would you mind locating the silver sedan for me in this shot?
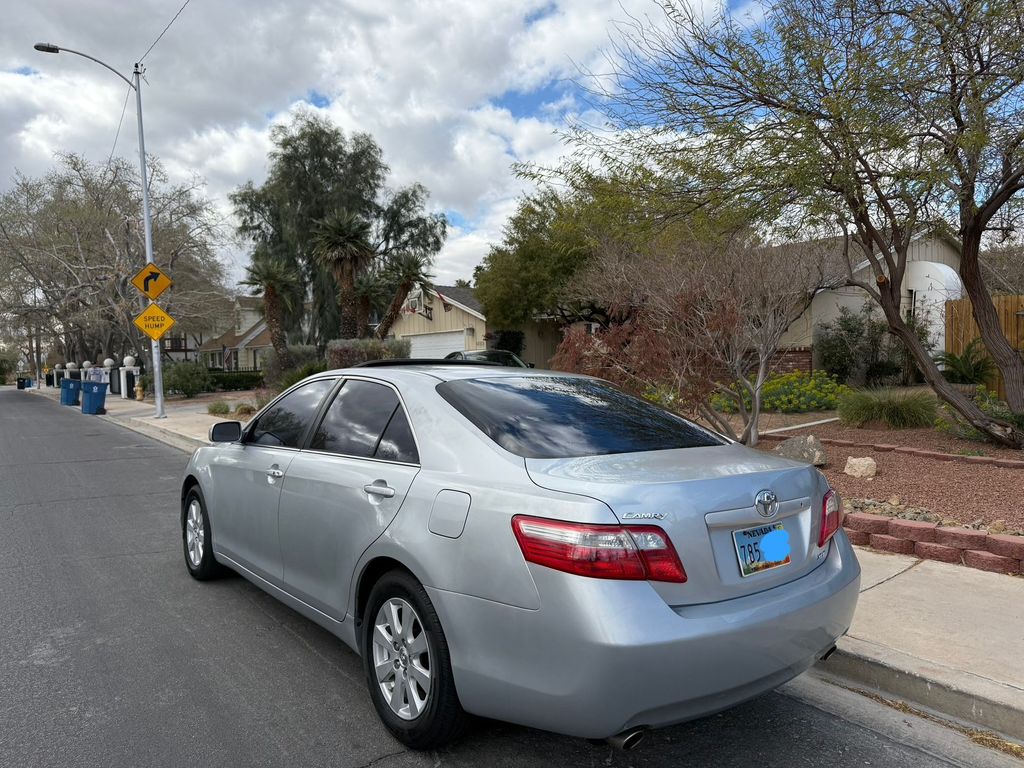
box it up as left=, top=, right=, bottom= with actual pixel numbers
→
left=181, top=364, right=860, bottom=750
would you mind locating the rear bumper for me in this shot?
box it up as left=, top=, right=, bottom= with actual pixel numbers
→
left=428, top=530, right=860, bottom=739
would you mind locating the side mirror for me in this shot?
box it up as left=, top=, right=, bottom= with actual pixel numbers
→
left=528, top=362, right=536, bottom=368
left=209, top=421, right=242, bottom=443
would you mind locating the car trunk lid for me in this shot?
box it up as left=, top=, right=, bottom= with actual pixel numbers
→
left=525, top=444, right=828, bottom=606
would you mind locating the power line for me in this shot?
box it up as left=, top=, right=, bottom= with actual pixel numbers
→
left=107, top=84, right=132, bottom=166
left=138, top=0, right=192, bottom=63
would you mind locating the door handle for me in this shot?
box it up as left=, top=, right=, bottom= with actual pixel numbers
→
left=364, top=483, right=396, bottom=498
left=266, top=468, right=285, bottom=478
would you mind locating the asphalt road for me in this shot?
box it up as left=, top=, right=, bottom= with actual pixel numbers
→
left=0, top=388, right=1017, bottom=768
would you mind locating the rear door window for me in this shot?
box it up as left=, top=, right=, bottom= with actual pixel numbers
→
left=437, top=376, right=723, bottom=459
left=310, top=379, right=418, bottom=463
left=248, top=379, right=335, bottom=448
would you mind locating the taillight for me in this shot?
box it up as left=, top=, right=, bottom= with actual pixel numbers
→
left=818, top=489, right=843, bottom=547
left=511, top=515, right=687, bottom=583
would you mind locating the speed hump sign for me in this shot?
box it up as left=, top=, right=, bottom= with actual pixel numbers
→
left=134, top=303, right=177, bottom=341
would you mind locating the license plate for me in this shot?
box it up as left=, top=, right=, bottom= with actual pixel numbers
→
left=733, top=523, right=791, bottom=578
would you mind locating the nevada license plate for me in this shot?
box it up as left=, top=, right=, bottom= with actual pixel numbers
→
left=733, top=522, right=791, bottom=578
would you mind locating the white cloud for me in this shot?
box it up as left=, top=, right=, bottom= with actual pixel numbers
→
left=0, top=0, right=676, bottom=287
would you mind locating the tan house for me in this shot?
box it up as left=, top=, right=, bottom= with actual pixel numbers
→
left=199, top=296, right=273, bottom=371
left=388, top=285, right=562, bottom=368
left=778, top=232, right=963, bottom=369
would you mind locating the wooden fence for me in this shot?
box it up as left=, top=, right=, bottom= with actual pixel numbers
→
left=945, top=295, right=1024, bottom=399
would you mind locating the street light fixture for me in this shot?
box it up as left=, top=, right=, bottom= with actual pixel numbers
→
left=33, top=42, right=166, bottom=418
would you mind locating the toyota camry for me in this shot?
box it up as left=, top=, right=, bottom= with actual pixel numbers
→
left=180, top=362, right=860, bottom=750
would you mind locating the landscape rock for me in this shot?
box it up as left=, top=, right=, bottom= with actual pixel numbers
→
left=844, top=456, right=877, bottom=479
left=773, top=434, right=828, bottom=466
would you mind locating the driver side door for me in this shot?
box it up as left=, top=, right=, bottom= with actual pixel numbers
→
left=208, top=377, right=336, bottom=584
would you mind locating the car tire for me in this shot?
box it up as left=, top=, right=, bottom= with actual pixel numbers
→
left=362, top=570, right=468, bottom=749
left=182, top=486, right=224, bottom=581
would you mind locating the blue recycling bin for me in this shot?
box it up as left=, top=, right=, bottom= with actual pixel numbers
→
left=60, top=378, right=82, bottom=406
left=81, top=382, right=109, bottom=415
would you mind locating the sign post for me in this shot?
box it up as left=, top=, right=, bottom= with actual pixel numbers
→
left=130, top=262, right=173, bottom=416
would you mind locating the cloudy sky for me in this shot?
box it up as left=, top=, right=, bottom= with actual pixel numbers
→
left=0, top=0, right=669, bottom=287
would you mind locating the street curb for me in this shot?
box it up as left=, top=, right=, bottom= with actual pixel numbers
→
left=99, top=414, right=204, bottom=454
left=818, top=636, right=1024, bottom=744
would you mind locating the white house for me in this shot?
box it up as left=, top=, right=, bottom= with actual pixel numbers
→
left=778, top=232, right=964, bottom=368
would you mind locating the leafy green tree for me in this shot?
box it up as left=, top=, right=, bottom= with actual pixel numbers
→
left=573, top=0, right=1024, bottom=445
left=313, top=210, right=375, bottom=339
left=240, top=247, right=303, bottom=370
left=231, top=111, right=445, bottom=346
left=375, top=252, right=434, bottom=339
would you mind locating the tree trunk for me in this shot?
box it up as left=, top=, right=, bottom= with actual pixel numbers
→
left=879, top=292, right=1024, bottom=447
left=375, top=282, right=411, bottom=340
left=264, top=288, right=293, bottom=370
left=958, top=235, right=1024, bottom=413
left=337, top=268, right=358, bottom=340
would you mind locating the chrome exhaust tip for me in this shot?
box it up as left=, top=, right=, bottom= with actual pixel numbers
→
left=606, top=727, right=647, bottom=751
left=820, top=644, right=838, bottom=661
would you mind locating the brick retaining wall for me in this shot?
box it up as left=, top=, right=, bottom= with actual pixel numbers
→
left=844, top=513, right=1023, bottom=575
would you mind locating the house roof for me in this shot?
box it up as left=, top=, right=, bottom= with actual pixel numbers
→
left=432, top=284, right=483, bottom=314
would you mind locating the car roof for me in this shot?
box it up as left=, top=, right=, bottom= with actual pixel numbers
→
left=318, top=363, right=570, bottom=383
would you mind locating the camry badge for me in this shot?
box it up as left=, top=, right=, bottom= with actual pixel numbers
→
left=755, top=490, right=779, bottom=518
left=622, top=512, right=667, bottom=520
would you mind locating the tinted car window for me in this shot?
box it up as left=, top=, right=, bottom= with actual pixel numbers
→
left=249, top=379, right=334, bottom=448
left=375, top=408, right=419, bottom=463
left=310, top=379, right=402, bottom=458
left=437, top=376, right=724, bottom=459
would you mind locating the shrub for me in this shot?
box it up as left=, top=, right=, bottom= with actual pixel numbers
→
left=278, top=360, right=329, bottom=390
left=816, top=303, right=933, bottom=386
left=838, top=388, right=937, bottom=429
left=234, top=403, right=256, bottom=418
left=712, top=371, right=849, bottom=414
left=262, top=345, right=320, bottom=387
left=326, top=338, right=411, bottom=369
left=210, top=370, right=264, bottom=391
left=164, top=361, right=213, bottom=398
left=207, top=400, right=230, bottom=416
left=934, top=339, right=996, bottom=385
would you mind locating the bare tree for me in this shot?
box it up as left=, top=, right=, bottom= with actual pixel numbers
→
left=555, top=228, right=827, bottom=445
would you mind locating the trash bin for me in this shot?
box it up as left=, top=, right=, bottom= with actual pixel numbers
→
left=60, top=378, right=82, bottom=406
left=16, top=377, right=25, bottom=390
left=45, top=373, right=54, bottom=387
left=81, top=382, right=109, bottom=415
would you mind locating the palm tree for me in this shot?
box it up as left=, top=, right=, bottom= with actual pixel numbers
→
left=313, top=210, right=375, bottom=339
left=354, top=269, right=390, bottom=338
left=240, top=249, right=302, bottom=370
left=375, top=252, right=434, bottom=340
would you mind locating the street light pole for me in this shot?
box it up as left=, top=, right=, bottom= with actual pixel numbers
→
left=33, top=43, right=166, bottom=418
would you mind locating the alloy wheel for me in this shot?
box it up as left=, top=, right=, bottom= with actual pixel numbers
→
left=371, top=597, right=432, bottom=720
left=185, top=499, right=205, bottom=568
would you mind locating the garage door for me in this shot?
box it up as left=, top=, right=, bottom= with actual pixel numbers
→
left=408, top=331, right=465, bottom=358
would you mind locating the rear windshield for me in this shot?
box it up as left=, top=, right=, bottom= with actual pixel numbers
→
left=436, top=376, right=724, bottom=459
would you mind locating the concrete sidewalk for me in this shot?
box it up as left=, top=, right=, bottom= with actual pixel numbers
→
left=819, top=548, right=1024, bottom=743
left=29, top=384, right=251, bottom=452
left=23, top=384, right=1024, bottom=745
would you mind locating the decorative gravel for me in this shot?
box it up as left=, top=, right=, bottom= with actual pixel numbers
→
left=758, top=440, right=1024, bottom=529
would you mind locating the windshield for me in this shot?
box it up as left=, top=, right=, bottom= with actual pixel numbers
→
left=437, top=376, right=724, bottom=459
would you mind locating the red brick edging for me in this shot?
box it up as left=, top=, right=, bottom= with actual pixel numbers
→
left=760, top=433, right=1024, bottom=469
left=844, top=513, right=1024, bottom=575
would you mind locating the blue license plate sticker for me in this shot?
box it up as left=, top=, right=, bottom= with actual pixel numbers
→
left=733, top=523, right=792, bottom=577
